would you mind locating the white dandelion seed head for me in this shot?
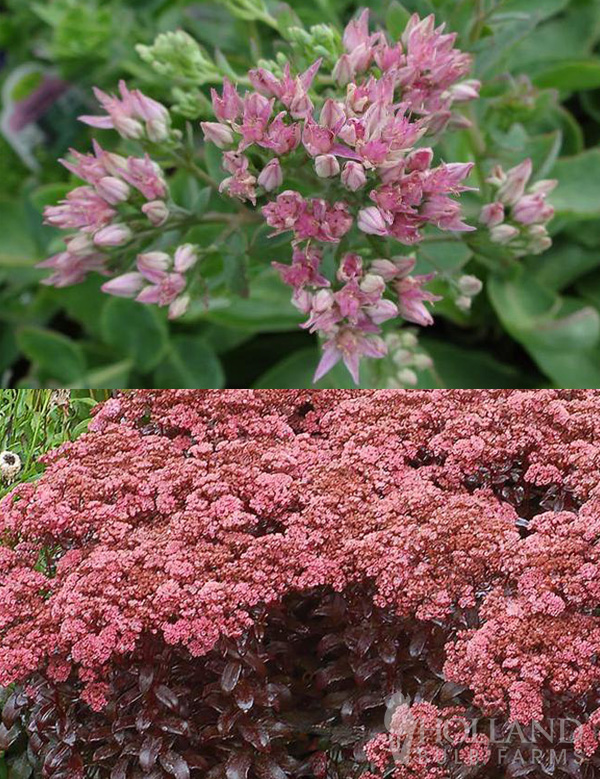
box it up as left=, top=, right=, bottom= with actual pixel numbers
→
left=0, top=450, right=21, bottom=482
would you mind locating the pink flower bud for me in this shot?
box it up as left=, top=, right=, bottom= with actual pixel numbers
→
left=529, top=179, right=557, bottom=196
left=360, top=273, right=385, bottom=296
left=201, top=122, right=234, bottom=148
left=479, top=202, right=505, bottom=227
left=332, top=54, right=354, bottom=86
left=447, top=115, right=473, bottom=131
left=174, top=244, right=199, bottom=273
left=426, top=111, right=451, bottom=135
left=137, top=251, right=170, bottom=283
left=497, top=159, right=532, bottom=205
left=64, top=233, right=94, bottom=256
left=96, top=176, right=130, bottom=204
left=405, top=148, right=434, bottom=172
left=302, top=120, right=334, bottom=157
left=337, top=253, right=362, bottom=282
left=489, top=224, right=520, bottom=244
left=289, top=89, right=313, bottom=120
left=320, top=99, right=345, bottom=130
left=512, top=194, right=554, bottom=225
left=315, top=154, right=340, bottom=178
left=223, top=152, right=249, bottom=175
left=292, top=288, right=312, bottom=314
left=341, top=161, right=367, bottom=192
left=370, top=259, right=399, bottom=281
left=93, top=223, right=132, bottom=247
left=111, top=116, right=143, bottom=140
left=101, top=272, right=145, bottom=298
left=527, top=226, right=552, bottom=255
left=343, top=8, right=370, bottom=50
left=450, top=79, right=481, bottom=102
left=211, top=78, right=243, bottom=121
left=142, top=200, right=169, bottom=226
left=146, top=118, right=170, bottom=143
left=247, top=68, right=281, bottom=98
left=398, top=368, right=418, bottom=386
left=458, top=275, right=483, bottom=296
left=257, top=159, right=283, bottom=192
left=357, top=207, right=390, bottom=236
left=168, top=294, right=190, bottom=320
left=312, top=288, right=335, bottom=314
left=366, top=298, right=398, bottom=325
left=337, top=122, right=357, bottom=146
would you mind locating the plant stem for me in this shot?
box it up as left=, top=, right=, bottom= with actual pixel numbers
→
left=23, top=391, right=52, bottom=475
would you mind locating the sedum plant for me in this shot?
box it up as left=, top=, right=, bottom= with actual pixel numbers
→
left=37, top=7, right=557, bottom=386
left=2, top=389, right=600, bottom=777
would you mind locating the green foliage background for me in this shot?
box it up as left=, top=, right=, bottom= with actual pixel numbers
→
left=1, top=0, right=600, bottom=388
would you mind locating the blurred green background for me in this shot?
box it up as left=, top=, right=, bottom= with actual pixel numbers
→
left=1, top=0, right=600, bottom=389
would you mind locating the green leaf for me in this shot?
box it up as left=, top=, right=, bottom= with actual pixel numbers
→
left=195, top=270, right=303, bottom=332
left=489, top=272, right=600, bottom=352
left=551, top=149, right=600, bottom=219
left=50, top=276, right=108, bottom=338
left=18, top=327, right=86, bottom=383
left=10, top=70, right=43, bottom=101
left=532, top=58, right=600, bottom=91
left=154, top=336, right=224, bottom=388
left=0, top=325, right=18, bottom=374
left=253, top=347, right=316, bottom=388
left=201, top=323, right=253, bottom=354
left=488, top=269, right=600, bottom=386
left=521, top=348, right=600, bottom=389
left=101, top=298, right=169, bottom=372
left=507, top=5, right=600, bottom=72
left=386, top=1, right=411, bottom=39
left=253, top=346, right=360, bottom=388
left=203, top=142, right=226, bottom=183
left=169, top=170, right=211, bottom=213
left=82, top=360, right=132, bottom=389
left=417, top=338, right=539, bottom=388
left=498, top=0, right=569, bottom=20
left=529, top=243, right=600, bottom=291
left=489, top=128, right=562, bottom=180
left=576, top=269, right=600, bottom=310
left=223, top=232, right=249, bottom=297
left=29, top=183, right=71, bottom=213
left=0, top=199, right=39, bottom=267
left=415, top=240, right=472, bottom=274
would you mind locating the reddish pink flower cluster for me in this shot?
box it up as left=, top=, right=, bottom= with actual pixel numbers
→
left=3, top=390, right=600, bottom=776
left=203, top=11, right=479, bottom=382
left=364, top=701, right=491, bottom=779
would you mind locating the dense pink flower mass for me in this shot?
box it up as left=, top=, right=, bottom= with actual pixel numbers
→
left=2, top=389, right=600, bottom=777
left=203, top=10, right=479, bottom=382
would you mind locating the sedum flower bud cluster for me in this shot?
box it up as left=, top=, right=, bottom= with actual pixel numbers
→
left=480, top=158, right=556, bottom=257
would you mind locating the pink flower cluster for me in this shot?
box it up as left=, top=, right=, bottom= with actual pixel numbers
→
left=203, top=11, right=480, bottom=382
left=79, top=79, right=176, bottom=143
left=365, top=701, right=491, bottom=779
left=100, top=243, right=198, bottom=319
left=40, top=138, right=169, bottom=288
left=38, top=86, right=187, bottom=303
left=2, top=388, right=600, bottom=761
left=480, top=158, right=556, bottom=256
left=273, top=248, right=439, bottom=382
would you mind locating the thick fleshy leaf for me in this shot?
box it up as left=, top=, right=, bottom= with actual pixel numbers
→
left=551, top=149, right=600, bottom=218
left=160, top=751, right=190, bottom=779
